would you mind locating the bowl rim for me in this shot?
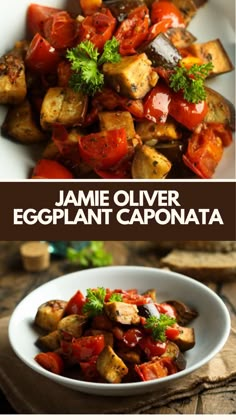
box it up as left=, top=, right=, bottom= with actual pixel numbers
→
left=8, top=265, right=231, bottom=391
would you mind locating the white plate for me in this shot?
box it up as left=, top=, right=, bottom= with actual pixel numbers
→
left=8, top=265, right=231, bottom=396
left=0, top=0, right=235, bottom=179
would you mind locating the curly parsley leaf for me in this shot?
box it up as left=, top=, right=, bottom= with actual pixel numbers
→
left=66, top=37, right=120, bottom=96
left=144, top=314, right=176, bottom=342
left=169, top=62, right=214, bottom=103
left=82, top=287, right=106, bottom=316
left=109, top=293, right=123, bottom=302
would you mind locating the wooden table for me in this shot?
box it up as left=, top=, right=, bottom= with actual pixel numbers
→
left=0, top=241, right=235, bottom=414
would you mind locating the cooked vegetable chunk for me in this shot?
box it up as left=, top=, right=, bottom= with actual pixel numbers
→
left=0, top=53, right=26, bottom=104
left=136, top=118, right=181, bottom=143
left=165, top=300, right=198, bottom=325
left=104, top=301, right=140, bottom=325
left=98, top=111, right=136, bottom=140
left=96, top=345, right=128, bottom=383
left=2, top=99, right=47, bottom=143
left=57, top=314, right=87, bottom=339
left=40, top=87, right=88, bottom=130
left=103, top=53, right=158, bottom=99
left=132, top=145, right=172, bottom=179
left=171, top=0, right=197, bottom=25
left=167, top=27, right=196, bottom=48
left=204, top=87, right=235, bottom=130
left=35, top=300, right=67, bottom=331
left=174, top=326, right=195, bottom=351
left=140, top=33, right=181, bottom=69
left=36, top=330, right=61, bottom=351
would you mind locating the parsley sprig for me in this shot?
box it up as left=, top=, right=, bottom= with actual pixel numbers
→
left=66, top=37, right=120, bottom=96
left=66, top=241, right=112, bottom=268
left=82, top=287, right=123, bottom=316
left=144, top=314, right=176, bottom=342
left=169, top=62, right=214, bottom=103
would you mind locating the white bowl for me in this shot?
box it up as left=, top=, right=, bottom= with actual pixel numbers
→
left=8, top=265, right=231, bottom=396
left=0, top=0, right=235, bottom=179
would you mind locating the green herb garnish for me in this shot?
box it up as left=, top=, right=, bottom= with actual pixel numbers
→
left=144, top=314, right=176, bottom=342
left=169, top=62, right=214, bottom=103
left=66, top=37, right=120, bottom=96
left=66, top=241, right=112, bottom=268
left=109, top=293, right=123, bottom=302
left=83, top=287, right=106, bottom=316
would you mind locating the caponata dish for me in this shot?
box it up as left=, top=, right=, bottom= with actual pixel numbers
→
left=0, top=0, right=235, bottom=179
left=34, top=286, right=198, bottom=383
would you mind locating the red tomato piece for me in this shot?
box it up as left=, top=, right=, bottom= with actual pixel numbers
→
left=57, top=60, right=73, bottom=87
left=80, top=356, right=100, bottom=381
left=115, top=5, right=150, bottom=55
left=208, top=123, right=233, bottom=147
left=78, top=8, right=116, bottom=51
left=183, top=124, right=224, bottom=178
left=44, top=11, right=78, bottom=50
left=80, top=0, right=103, bottom=16
left=156, top=303, right=177, bottom=318
left=160, top=356, right=178, bottom=375
left=123, top=328, right=144, bottom=347
left=65, top=290, right=86, bottom=315
left=143, top=82, right=171, bottom=124
left=139, top=336, right=167, bottom=359
left=78, top=128, right=128, bottom=170
left=25, top=33, right=61, bottom=74
left=165, top=327, right=180, bottom=340
left=169, top=91, right=208, bottom=131
left=135, top=358, right=168, bottom=381
left=27, top=4, right=61, bottom=37
left=72, top=335, right=105, bottom=362
left=146, top=18, right=173, bottom=43
left=32, top=159, right=74, bottom=179
left=95, top=159, right=132, bottom=179
left=151, top=1, right=185, bottom=27
left=35, top=352, right=64, bottom=375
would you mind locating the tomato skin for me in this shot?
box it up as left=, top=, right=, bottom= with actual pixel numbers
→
left=122, top=328, right=144, bottom=347
left=25, top=33, right=61, bottom=74
left=151, top=1, right=185, bottom=27
left=183, top=124, right=224, bottom=178
left=143, top=83, right=171, bottom=124
left=156, top=303, right=177, bottom=318
left=32, top=159, right=74, bottom=179
left=72, top=335, right=105, bottom=362
left=35, top=352, right=64, bottom=375
left=80, top=356, right=100, bottom=381
left=44, top=11, right=78, bottom=50
left=139, top=336, right=167, bottom=359
left=65, top=290, right=86, bottom=315
left=160, top=356, right=178, bottom=375
left=169, top=91, right=208, bottom=130
left=80, top=0, right=102, bottom=16
left=27, top=4, right=61, bottom=37
left=78, top=128, right=128, bottom=170
left=146, top=18, right=173, bottom=43
left=165, top=327, right=180, bottom=340
left=135, top=358, right=168, bottom=381
left=78, top=8, right=116, bottom=51
left=115, top=5, right=150, bottom=55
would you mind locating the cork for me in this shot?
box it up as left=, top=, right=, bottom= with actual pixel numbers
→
left=20, top=242, right=50, bottom=272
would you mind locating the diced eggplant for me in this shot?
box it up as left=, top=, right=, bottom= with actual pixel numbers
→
left=171, top=0, right=197, bottom=25
left=173, top=326, right=195, bottom=351
left=142, top=288, right=157, bottom=302
left=136, top=118, right=181, bottom=143
left=104, top=302, right=140, bottom=325
left=164, top=300, right=198, bottom=325
left=116, top=348, right=141, bottom=364
left=103, top=53, right=158, bottom=99
left=131, top=145, right=172, bottom=179
left=155, top=141, right=184, bottom=164
left=140, top=33, right=181, bottom=69
left=138, top=303, right=160, bottom=319
left=0, top=53, right=27, bottom=104
left=96, top=345, right=128, bottom=383
left=36, top=330, right=61, bottom=351
left=103, top=0, right=145, bottom=22
left=166, top=27, right=196, bottom=49
left=98, top=111, right=136, bottom=140
left=188, top=39, right=234, bottom=77
left=160, top=341, right=186, bottom=371
left=204, top=87, right=235, bottom=131
left=34, top=300, right=67, bottom=332
left=57, top=314, right=88, bottom=339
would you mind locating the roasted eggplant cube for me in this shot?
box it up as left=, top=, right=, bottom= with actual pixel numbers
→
left=98, top=111, right=136, bottom=140
left=0, top=54, right=27, bottom=104
left=167, top=27, right=196, bottom=49
left=174, top=326, right=196, bottom=351
left=188, top=39, right=234, bottom=76
left=57, top=314, right=88, bottom=339
left=36, top=330, right=61, bottom=351
left=135, top=118, right=181, bottom=143
left=40, top=87, right=88, bottom=130
left=104, top=302, right=140, bottom=325
left=204, top=87, right=235, bottom=130
left=140, top=33, right=181, bottom=69
left=104, top=0, right=146, bottom=22
left=34, top=300, right=67, bottom=332
left=2, top=99, right=47, bottom=143
left=165, top=300, right=198, bottom=325
left=132, top=145, right=172, bottom=179
left=103, top=53, right=158, bottom=99
left=96, top=345, right=128, bottom=383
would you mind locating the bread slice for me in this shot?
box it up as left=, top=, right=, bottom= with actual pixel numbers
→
left=160, top=250, right=236, bottom=282
left=155, top=241, right=236, bottom=253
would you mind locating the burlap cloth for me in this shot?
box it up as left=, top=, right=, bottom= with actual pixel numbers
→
left=0, top=316, right=236, bottom=414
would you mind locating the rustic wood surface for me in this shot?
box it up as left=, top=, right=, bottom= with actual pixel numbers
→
left=0, top=241, right=235, bottom=414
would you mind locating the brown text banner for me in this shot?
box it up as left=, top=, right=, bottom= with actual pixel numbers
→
left=0, top=181, right=235, bottom=240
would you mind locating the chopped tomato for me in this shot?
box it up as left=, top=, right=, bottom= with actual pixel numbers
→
left=115, top=5, right=150, bottom=55
left=72, top=335, right=105, bottom=362
left=80, top=356, right=100, bottom=381
left=77, top=8, right=116, bottom=51
left=183, top=124, right=224, bottom=178
left=80, top=0, right=102, bottom=16
left=160, top=356, right=178, bottom=375
left=95, top=160, right=132, bottom=179
left=65, top=290, right=86, bottom=315
left=143, top=82, right=171, bottom=124
left=139, top=336, right=167, bottom=359
left=146, top=19, right=173, bottom=43
left=169, top=91, right=208, bottom=130
left=208, top=123, right=233, bottom=147
left=156, top=303, right=177, bottom=318
left=25, top=33, right=61, bottom=74
left=135, top=358, right=168, bottom=381
left=57, top=61, right=73, bottom=87
left=122, top=328, right=144, bottom=347
left=43, top=11, right=78, bottom=50
left=92, top=88, right=144, bottom=119
left=165, top=327, right=180, bottom=340
left=151, top=1, right=185, bottom=28
left=32, top=159, right=74, bottom=179
left=78, top=128, right=128, bottom=170
left=27, top=4, right=61, bottom=36
left=35, top=352, right=64, bottom=375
